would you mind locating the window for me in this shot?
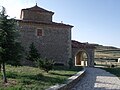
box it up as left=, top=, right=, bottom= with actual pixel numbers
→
left=36, top=28, right=43, bottom=36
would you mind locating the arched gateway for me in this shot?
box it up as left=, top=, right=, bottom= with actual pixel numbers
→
left=72, top=40, right=95, bottom=67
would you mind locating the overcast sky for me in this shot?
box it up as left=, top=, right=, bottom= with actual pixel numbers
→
left=0, top=0, right=120, bottom=48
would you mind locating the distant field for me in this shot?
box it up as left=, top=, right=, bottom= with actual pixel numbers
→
left=95, top=50, right=120, bottom=59
left=102, top=67, right=120, bottom=79
left=94, top=45, right=120, bottom=68
left=95, top=60, right=120, bottom=67
left=95, top=47, right=120, bottom=79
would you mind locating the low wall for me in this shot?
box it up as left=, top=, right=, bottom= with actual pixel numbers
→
left=46, top=69, right=86, bottom=90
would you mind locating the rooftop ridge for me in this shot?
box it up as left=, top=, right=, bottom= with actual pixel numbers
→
left=22, top=5, right=54, bottom=14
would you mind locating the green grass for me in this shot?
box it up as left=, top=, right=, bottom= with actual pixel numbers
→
left=0, top=65, right=82, bottom=90
left=102, top=67, right=120, bottom=79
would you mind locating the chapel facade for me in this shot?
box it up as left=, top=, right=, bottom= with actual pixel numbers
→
left=18, top=4, right=73, bottom=66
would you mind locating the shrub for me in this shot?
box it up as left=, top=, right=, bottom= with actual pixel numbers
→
left=94, top=62, right=96, bottom=65
left=36, top=58, right=54, bottom=73
left=26, top=42, right=40, bottom=62
left=111, top=64, right=115, bottom=68
left=68, top=58, right=73, bottom=69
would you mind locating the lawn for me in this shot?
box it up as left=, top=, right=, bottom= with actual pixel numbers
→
left=95, top=61, right=120, bottom=79
left=0, top=65, right=82, bottom=90
left=102, top=67, right=120, bottom=79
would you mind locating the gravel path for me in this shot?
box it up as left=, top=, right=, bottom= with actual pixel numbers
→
left=71, top=67, right=120, bottom=90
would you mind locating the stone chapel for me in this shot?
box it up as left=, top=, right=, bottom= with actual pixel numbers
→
left=17, top=4, right=95, bottom=67
left=17, top=4, right=73, bottom=66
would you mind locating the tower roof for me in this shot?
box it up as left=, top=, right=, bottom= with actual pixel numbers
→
left=22, top=4, right=54, bottom=14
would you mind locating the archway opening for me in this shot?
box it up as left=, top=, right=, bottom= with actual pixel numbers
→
left=75, top=51, right=88, bottom=66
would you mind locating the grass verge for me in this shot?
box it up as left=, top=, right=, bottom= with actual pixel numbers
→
left=102, top=67, right=120, bottom=79
left=0, top=65, right=82, bottom=90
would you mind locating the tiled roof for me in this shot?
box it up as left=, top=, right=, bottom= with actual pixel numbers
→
left=72, top=40, right=95, bottom=48
left=22, top=4, right=54, bottom=14
left=17, top=19, right=73, bottom=28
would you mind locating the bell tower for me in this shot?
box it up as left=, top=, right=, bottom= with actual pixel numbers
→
left=20, top=4, right=54, bottom=22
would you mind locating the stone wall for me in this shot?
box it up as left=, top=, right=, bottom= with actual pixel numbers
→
left=21, top=10, right=53, bottom=22
left=46, top=69, right=86, bottom=90
left=19, top=22, right=71, bottom=66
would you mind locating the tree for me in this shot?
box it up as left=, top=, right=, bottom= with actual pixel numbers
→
left=0, top=6, right=23, bottom=83
left=36, top=58, right=54, bottom=73
left=26, top=42, right=40, bottom=62
left=0, top=47, right=2, bottom=72
left=0, top=46, right=4, bottom=72
left=68, top=58, right=73, bottom=69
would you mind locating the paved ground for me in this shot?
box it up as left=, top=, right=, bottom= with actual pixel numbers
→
left=71, top=67, right=120, bottom=90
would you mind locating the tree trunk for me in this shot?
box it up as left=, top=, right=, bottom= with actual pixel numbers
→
left=2, top=62, right=7, bottom=83
left=0, top=63, right=1, bottom=72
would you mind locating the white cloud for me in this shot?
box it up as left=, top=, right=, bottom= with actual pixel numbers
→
left=0, top=0, right=36, bottom=19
